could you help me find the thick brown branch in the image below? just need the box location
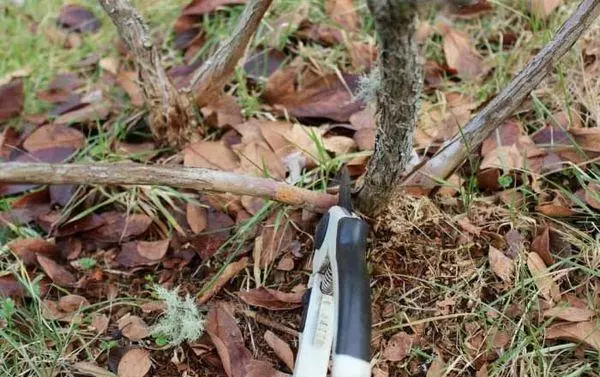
[403,0,600,189]
[357,1,421,215]
[0,163,336,212]
[189,0,273,107]
[99,0,197,147]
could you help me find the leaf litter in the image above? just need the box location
[3,0,600,375]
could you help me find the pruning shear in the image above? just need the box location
[293,169,371,377]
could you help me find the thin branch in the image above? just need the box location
[188,0,273,107]
[99,0,197,147]
[0,163,337,212]
[403,0,600,189]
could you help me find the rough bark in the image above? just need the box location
[189,0,273,107]
[99,0,197,148]
[0,163,337,212]
[403,0,600,190]
[356,0,421,215]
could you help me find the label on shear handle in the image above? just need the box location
[314,294,334,347]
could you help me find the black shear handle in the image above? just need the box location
[334,217,371,362]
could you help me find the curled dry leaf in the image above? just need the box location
[568,127,600,152]
[437,20,488,81]
[382,331,413,361]
[528,0,561,19]
[37,255,76,287]
[488,246,514,283]
[260,216,295,268]
[531,226,554,265]
[324,0,359,32]
[118,314,150,341]
[7,237,57,266]
[198,257,249,304]
[187,202,208,234]
[57,4,101,33]
[0,79,24,122]
[206,302,252,377]
[23,124,86,152]
[90,313,110,334]
[545,321,600,351]
[238,287,303,310]
[323,135,356,155]
[117,348,152,377]
[117,71,144,107]
[58,294,89,312]
[543,306,595,322]
[264,330,294,371]
[526,252,561,303]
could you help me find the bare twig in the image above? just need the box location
[0,163,337,212]
[99,0,197,147]
[403,0,600,189]
[188,0,273,107]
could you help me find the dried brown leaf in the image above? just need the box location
[323,135,356,155]
[264,330,294,371]
[54,101,111,125]
[86,212,152,243]
[8,237,57,266]
[238,287,303,310]
[184,140,240,171]
[382,331,413,361]
[117,71,144,107]
[90,313,109,334]
[545,321,600,350]
[527,252,561,303]
[117,348,152,377]
[37,255,76,287]
[198,257,249,304]
[59,294,89,312]
[246,360,291,377]
[23,124,85,152]
[543,306,595,322]
[72,361,115,377]
[265,72,362,123]
[568,127,600,152]
[532,226,554,265]
[489,246,514,283]
[118,314,150,341]
[187,202,208,234]
[439,22,488,80]
[58,4,101,33]
[325,0,359,32]
[137,240,170,260]
[0,80,24,122]
[201,94,243,128]
[0,275,25,297]
[235,142,286,179]
[206,302,252,377]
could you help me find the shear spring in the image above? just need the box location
[320,265,334,295]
